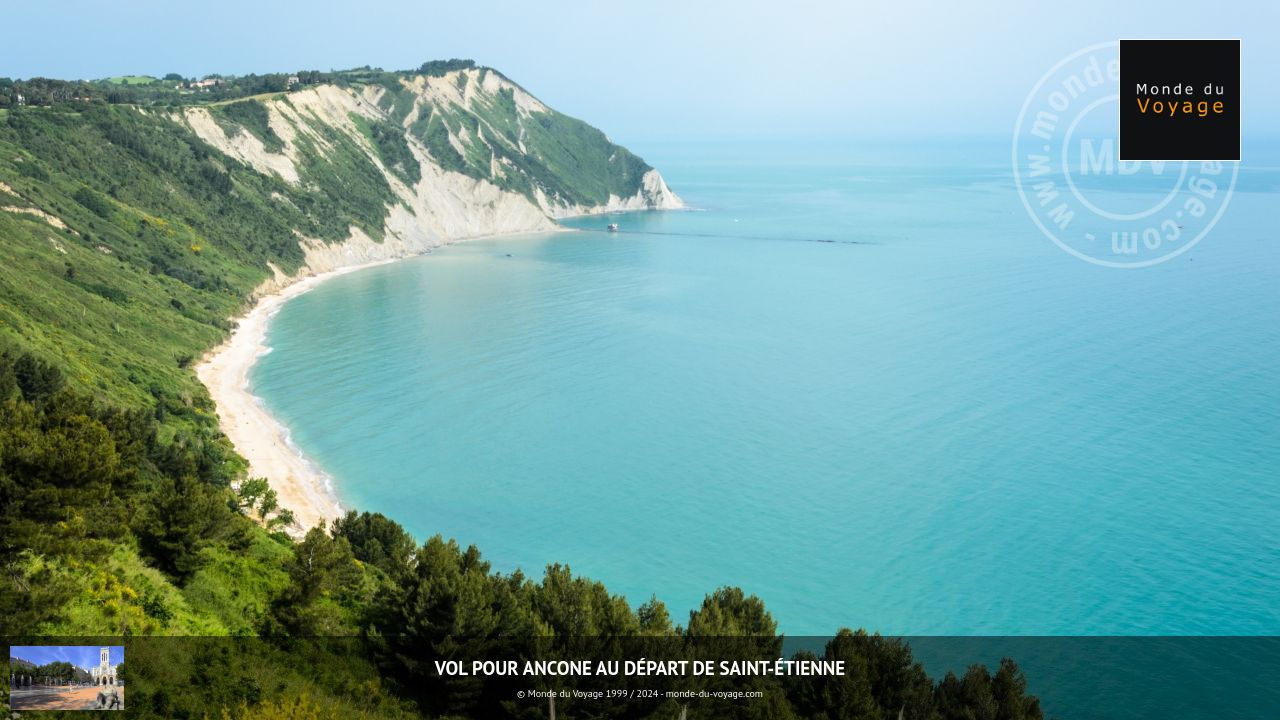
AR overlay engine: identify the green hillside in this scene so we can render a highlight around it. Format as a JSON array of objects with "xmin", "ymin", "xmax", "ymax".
[{"xmin": 0, "ymin": 63, "xmax": 1042, "ymax": 719}]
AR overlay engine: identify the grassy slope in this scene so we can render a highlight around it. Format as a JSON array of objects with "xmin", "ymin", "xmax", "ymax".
[
  {"xmin": 0, "ymin": 75, "xmax": 1047, "ymax": 720},
  {"xmin": 381, "ymin": 69, "xmax": 653, "ymax": 207},
  {"xmin": 0, "ymin": 95, "xmax": 412, "ymax": 712},
  {"xmin": 105, "ymin": 76, "xmax": 161, "ymax": 85},
  {"xmin": 0, "ymin": 79, "xmax": 663, "ymax": 714},
  {"xmin": 0, "ymin": 72, "xmax": 660, "ymax": 431},
  {"xmin": 0, "ymin": 101, "xmax": 392, "ymax": 411}
]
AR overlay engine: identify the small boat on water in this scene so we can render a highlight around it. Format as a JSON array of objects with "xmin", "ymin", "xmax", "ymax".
[{"xmin": 606, "ymin": 223, "xmax": 619, "ymax": 232}]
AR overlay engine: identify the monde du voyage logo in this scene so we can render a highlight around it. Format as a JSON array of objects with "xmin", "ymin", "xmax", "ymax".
[{"xmin": 1013, "ymin": 40, "xmax": 1240, "ymax": 268}]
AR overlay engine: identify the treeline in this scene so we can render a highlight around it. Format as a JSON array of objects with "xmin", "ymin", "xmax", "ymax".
[
  {"xmin": 0, "ymin": 77, "xmax": 98, "ymax": 106},
  {"xmin": 323, "ymin": 512, "xmax": 1046, "ymax": 719},
  {"xmin": 416, "ymin": 58, "xmax": 477, "ymax": 76},
  {"xmin": 0, "ymin": 59, "xmax": 479, "ymax": 109},
  {"xmin": 0, "ymin": 349, "xmax": 1043, "ymax": 718},
  {"xmin": 0, "ymin": 350, "xmax": 247, "ymax": 631},
  {"xmin": 0, "ymin": 63, "xmax": 1048, "ymax": 718},
  {"xmin": 8, "ymin": 658, "xmax": 97, "ymax": 684}
]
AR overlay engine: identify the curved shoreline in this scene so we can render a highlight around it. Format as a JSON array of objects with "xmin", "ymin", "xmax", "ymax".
[
  {"xmin": 195, "ymin": 229, "xmax": 572, "ymax": 536},
  {"xmin": 195, "ymin": 213, "xmax": 675, "ymax": 537},
  {"xmin": 196, "ymin": 260, "xmax": 397, "ymax": 535}
]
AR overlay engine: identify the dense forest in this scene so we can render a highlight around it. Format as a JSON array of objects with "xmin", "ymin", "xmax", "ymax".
[
  {"xmin": 0, "ymin": 61, "xmax": 1047, "ymax": 718},
  {"xmin": 0, "ymin": 351, "xmax": 1044, "ymax": 719}
]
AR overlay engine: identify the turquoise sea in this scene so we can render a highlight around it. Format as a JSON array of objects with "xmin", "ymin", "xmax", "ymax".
[{"xmin": 253, "ymin": 140, "xmax": 1278, "ymax": 646}]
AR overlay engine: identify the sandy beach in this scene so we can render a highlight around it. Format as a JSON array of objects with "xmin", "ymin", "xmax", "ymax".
[
  {"xmin": 196, "ymin": 260, "xmax": 397, "ymax": 535},
  {"xmin": 194, "ymin": 227, "xmax": 575, "ymax": 536}
]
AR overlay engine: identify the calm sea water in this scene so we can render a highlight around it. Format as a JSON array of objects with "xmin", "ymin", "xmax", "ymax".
[{"xmin": 253, "ymin": 141, "xmax": 1279, "ymax": 643}]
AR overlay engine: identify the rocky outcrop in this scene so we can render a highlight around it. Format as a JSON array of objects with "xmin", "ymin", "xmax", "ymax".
[
  {"xmin": 541, "ymin": 168, "xmax": 684, "ymax": 218},
  {"xmin": 179, "ymin": 67, "xmax": 681, "ymax": 296}
]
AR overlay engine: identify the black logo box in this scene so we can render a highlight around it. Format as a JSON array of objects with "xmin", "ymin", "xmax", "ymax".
[{"xmin": 1119, "ymin": 39, "xmax": 1240, "ymax": 161}]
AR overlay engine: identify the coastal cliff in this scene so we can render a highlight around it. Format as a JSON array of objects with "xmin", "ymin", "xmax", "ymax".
[
  {"xmin": 177, "ymin": 67, "xmax": 680, "ymax": 296},
  {"xmin": 0, "ymin": 65, "xmax": 1047, "ymax": 720},
  {"xmin": 0, "ymin": 63, "xmax": 681, "ymax": 533},
  {"xmin": 183, "ymin": 69, "xmax": 682, "ymax": 530}
]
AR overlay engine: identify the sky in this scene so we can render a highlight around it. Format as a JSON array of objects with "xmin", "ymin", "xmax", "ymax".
[
  {"xmin": 10, "ymin": 645, "xmax": 124, "ymax": 670},
  {"xmin": 1, "ymin": 0, "xmax": 1276, "ymax": 145}
]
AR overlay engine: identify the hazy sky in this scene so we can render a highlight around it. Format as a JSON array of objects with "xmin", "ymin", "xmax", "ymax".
[{"xmin": 2, "ymin": 1, "xmax": 1275, "ymax": 144}]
